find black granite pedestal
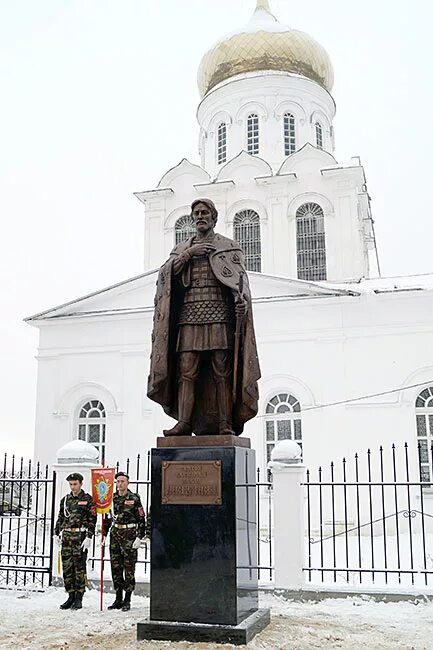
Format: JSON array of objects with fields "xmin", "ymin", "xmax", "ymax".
[
  {"xmin": 137, "ymin": 608, "xmax": 271, "ymax": 645},
  {"xmin": 137, "ymin": 436, "xmax": 270, "ymax": 645}
]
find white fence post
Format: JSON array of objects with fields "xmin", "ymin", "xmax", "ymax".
[
  {"xmin": 269, "ymin": 440, "xmax": 305, "ymax": 590},
  {"xmin": 52, "ymin": 440, "xmax": 100, "ymax": 579}
]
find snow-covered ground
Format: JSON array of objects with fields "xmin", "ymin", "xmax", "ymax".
[{"xmin": 1, "ymin": 588, "xmax": 433, "ymax": 649}]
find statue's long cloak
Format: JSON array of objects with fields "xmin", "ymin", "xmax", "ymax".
[{"xmin": 147, "ymin": 233, "xmax": 260, "ymax": 435}]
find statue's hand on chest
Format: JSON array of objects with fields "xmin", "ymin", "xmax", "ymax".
[{"xmin": 188, "ymin": 242, "xmax": 216, "ymax": 258}]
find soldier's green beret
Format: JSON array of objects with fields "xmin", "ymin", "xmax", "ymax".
[
  {"xmin": 66, "ymin": 473, "xmax": 83, "ymax": 482},
  {"xmin": 115, "ymin": 471, "xmax": 129, "ymax": 480}
]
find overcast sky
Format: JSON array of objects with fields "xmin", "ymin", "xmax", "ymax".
[{"xmin": 1, "ymin": 0, "xmax": 432, "ymax": 458}]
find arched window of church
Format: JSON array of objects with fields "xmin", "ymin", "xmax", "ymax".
[
  {"xmin": 265, "ymin": 393, "xmax": 302, "ymax": 480},
  {"xmin": 247, "ymin": 114, "xmax": 259, "ymax": 155},
  {"xmin": 233, "ymin": 209, "xmax": 261, "ymax": 272},
  {"xmin": 78, "ymin": 400, "xmax": 106, "ymax": 464},
  {"xmin": 296, "ymin": 202, "xmax": 327, "ymax": 281},
  {"xmin": 315, "ymin": 122, "xmax": 323, "ymax": 149},
  {"xmin": 217, "ymin": 122, "xmax": 227, "ymax": 165},
  {"xmin": 174, "ymin": 215, "xmax": 196, "ymax": 245},
  {"xmin": 416, "ymin": 387, "xmax": 433, "ymax": 484},
  {"xmin": 284, "ymin": 113, "xmax": 296, "ymax": 155}
]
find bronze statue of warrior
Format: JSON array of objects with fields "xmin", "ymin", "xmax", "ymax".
[{"xmin": 147, "ymin": 199, "xmax": 260, "ymax": 436}]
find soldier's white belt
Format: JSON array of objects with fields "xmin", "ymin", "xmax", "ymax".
[
  {"xmin": 113, "ymin": 523, "xmax": 137, "ymax": 529},
  {"xmin": 64, "ymin": 527, "xmax": 87, "ymax": 532}
]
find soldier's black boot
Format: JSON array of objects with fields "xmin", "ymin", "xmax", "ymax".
[
  {"xmin": 107, "ymin": 589, "xmax": 123, "ymax": 610},
  {"xmin": 121, "ymin": 591, "xmax": 131, "ymax": 611},
  {"xmin": 71, "ymin": 592, "xmax": 83, "ymax": 610},
  {"xmin": 60, "ymin": 593, "xmax": 75, "ymax": 610}
]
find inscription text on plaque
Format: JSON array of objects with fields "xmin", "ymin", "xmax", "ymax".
[{"xmin": 161, "ymin": 460, "xmax": 222, "ymax": 505}]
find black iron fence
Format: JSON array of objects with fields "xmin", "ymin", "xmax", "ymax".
[
  {"xmin": 0, "ymin": 454, "xmax": 56, "ymax": 589},
  {"xmin": 256, "ymin": 467, "xmax": 273, "ymax": 582},
  {"xmin": 9, "ymin": 441, "xmax": 433, "ymax": 592},
  {"xmin": 304, "ymin": 443, "xmax": 433, "ymax": 588}
]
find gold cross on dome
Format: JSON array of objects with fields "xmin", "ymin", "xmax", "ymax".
[{"xmin": 256, "ymin": 0, "xmax": 271, "ymax": 11}]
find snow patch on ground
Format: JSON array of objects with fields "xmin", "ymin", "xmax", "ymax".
[{"xmin": 1, "ymin": 587, "xmax": 433, "ymax": 649}]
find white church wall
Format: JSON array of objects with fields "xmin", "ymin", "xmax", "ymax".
[
  {"xmin": 33, "ymin": 314, "xmax": 154, "ymax": 467},
  {"xmin": 252, "ymin": 290, "xmax": 433, "ymax": 473}
]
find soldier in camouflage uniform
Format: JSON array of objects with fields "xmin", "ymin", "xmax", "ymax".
[
  {"xmin": 104, "ymin": 472, "xmax": 146, "ymax": 611},
  {"xmin": 54, "ymin": 473, "xmax": 96, "ymax": 610}
]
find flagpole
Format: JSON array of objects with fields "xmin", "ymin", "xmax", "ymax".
[
  {"xmin": 91, "ymin": 465, "xmax": 115, "ymax": 613},
  {"xmin": 100, "ymin": 458, "xmax": 106, "ymax": 612},
  {"xmin": 100, "ymin": 513, "xmax": 105, "ymax": 612}
]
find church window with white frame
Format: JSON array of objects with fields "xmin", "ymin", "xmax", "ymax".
[
  {"xmin": 283, "ymin": 113, "xmax": 296, "ymax": 155},
  {"xmin": 416, "ymin": 387, "xmax": 433, "ymax": 484},
  {"xmin": 296, "ymin": 202, "xmax": 327, "ymax": 281},
  {"xmin": 217, "ymin": 122, "xmax": 227, "ymax": 165},
  {"xmin": 78, "ymin": 400, "xmax": 106, "ymax": 463},
  {"xmin": 233, "ymin": 209, "xmax": 261, "ymax": 272},
  {"xmin": 247, "ymin": 114, "xmax": 259, "ymax": 155},
  {"xmin": 265, "ymin": 393, "xmax": 302, "ymax": 478},
  {"xmin": 175, "ymin": 214, "xmax": 196, "ymax": 245},
  {"xmin": 315, "ymin": 122, "xmax": 323, "ymax": 149}
]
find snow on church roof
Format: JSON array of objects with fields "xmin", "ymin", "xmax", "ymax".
[
  {"xmin": 25, "ymin": 269, "xmax": 357, "ymax": 323},
  {"xmin": 25, "ymin": 270, "xmax": 433, "ymax": 325},
  {"xmin": 323, "ymin": 273, "xmax": 433, "ymax": 295},
  {"xmin": 24, "ymin": 269, "xmax": 159, "ymax": 322}
]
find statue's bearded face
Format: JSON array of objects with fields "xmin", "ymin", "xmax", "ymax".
[{"xmin": 192, "ymin": 202, "xmax": 214, "ymax": 234}]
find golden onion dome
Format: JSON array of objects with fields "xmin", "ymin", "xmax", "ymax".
[{"xmin": 197, "ymin": 0, "xmax": 334, "ymax": 97}]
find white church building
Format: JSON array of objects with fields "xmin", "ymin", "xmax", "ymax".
[{"xmin": 27, "ymin": 1, "xmax": 433, "ymax": 485}]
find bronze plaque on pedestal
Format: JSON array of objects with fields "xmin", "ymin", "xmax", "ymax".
[{"xmin": 161, "ymin": 460, "xmax": 222, "ymax": 505}]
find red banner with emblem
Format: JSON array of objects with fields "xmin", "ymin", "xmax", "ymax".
[{"xmin": 91, "ymin": 468, "xmax": 115, "ymax": 515}]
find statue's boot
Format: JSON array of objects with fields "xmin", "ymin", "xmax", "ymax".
[
  {"xmin": 163, "ymin": 379, "xmax": 194, "ymax": 436},
  {"xmin": 216, "ymin": 378, "xmax": 235, "ymax": 436},
  {"xmin": 164, "ymin": 421, "xmax": 191, "ymax": 436}
]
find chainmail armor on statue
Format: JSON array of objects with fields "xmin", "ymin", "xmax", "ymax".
[{"xmin": 178, "ymin": 255, "xmax": 232, "ymax": 325}]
